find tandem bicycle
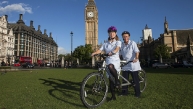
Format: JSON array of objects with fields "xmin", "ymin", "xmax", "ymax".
[{"xmin": 80, "ymin": 54, "xmax": 147, "ymax": 108}]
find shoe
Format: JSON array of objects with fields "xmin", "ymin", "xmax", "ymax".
[
  {"xmin": 118, "ymin": 94, "xmax": 128, "ymax": 96},
  {"xmin": 135, "ymin": 96, "xmax": 140, "ymax": 98},
  {"xmin": 108, "ymin": 96, "xmax": 116, "ymax": 101},
  {"xmin": 115, "ymin": 81, "xmax": 121, "ymax": 89}
]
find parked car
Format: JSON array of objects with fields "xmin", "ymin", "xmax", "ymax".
[
  {"xmin": 46, "ymin": 63, "xmax": 50, "ymax": 67},
  {"xmin": 152, "ymin": 63, "xmax": 171, "ymax": 69},
  {"xmin": 21, "ymin": 62, "xmax": 34, "ymax": 68},
  {"xmin": 183, "ymin": 61, "xmax": 193, "ymax": 68},
  {"xmin": 171, "ymin": 63, "xmax": 183, "ymax": 68}
]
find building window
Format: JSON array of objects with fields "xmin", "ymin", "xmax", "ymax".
[
  {"xmin": 21, "ymin": 33, "xmax": 24, "ymax": 38},
  {"xmin": 20, "ymin": 45, "xmax": 25, "ymax": 49},
  {"xmin": 20, "ymin": 51, "xmax": 24, "ymax": 56},
  {"xmin": 15, "ymin": 40, "xmax": 18, "ymax": 44},
  {"xmin": 20, "ymin": 40, "xmax": 25, "ymax": 44},
  {"xmin": 14, "ymin": 45, "xmax": 18, "ymax": 49},
  {"xmin": 14, "ymin": 51, "xmax": 17, "ymax": 56}
]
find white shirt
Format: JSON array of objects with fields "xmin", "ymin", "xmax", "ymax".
[
  {"xmin": 100, "ymin": 39, "xmax": 121, "ymax": 72},
  {"xmin": 120, "ymin": 40, "xmax": 141, "ymax": 71}
]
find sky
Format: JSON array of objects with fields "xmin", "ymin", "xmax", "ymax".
[{"xmin": 0, "ymin": 0, "xmax": 193, "ymax": 54}]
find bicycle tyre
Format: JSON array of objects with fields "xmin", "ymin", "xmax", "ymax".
[
  {"xmin": 80, "ymin": 72, "xmax": 108, "ymax": 108},
  {"xmin": 138, "ymin": 69, "xmax": 147, "ymax": 92}
]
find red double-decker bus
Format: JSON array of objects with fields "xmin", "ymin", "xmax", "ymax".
[
  {"xmin": 19, "ymin": 56, "xmax": 32, "ymax": 64},
  {"xmin": 37, "ymin": 59, "xmax": 44, "ymax": 66},
  {"xmin": 14, "ymin": 56, "xmax": 32, "ymax": 66}
]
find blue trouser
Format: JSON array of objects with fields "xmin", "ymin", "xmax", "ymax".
[{"xmin": 122, "ymin": 71, "xmax": 140, "ymax": 97}]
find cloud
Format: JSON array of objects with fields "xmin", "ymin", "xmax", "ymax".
[
  {"xmin": 58, "ymin": 47, "xmax": 67, "ymax": 55},
  {"xmin": 36, "ymin": 6, "xmax": 40, "ymax": 9},
  {"xmin": 0, "ymin": 2, "xmax": 32, "ymax": 14},
  {"xmin": 1, "ymin": 1, "xmax": 8, "ymax": 4}
]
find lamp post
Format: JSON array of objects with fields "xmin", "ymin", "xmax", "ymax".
[{"xmin": 70, "ymin": 31, "xmax": 73, "ymax": 56}]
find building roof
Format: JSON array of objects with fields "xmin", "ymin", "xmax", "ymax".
[
  {"xmin": 145, "ymin": 24, "xmax": 151, "ymax": 29},
  {"xmin": 175, "ymin": 29, "xmax": 193, "ymax": 45},
  {"xmin": 86, "ymin": 0, "xmax": 96, "ymax": 7},
  {"xmin": 8, "ymin": 22, "xmax": 58, "ymax": 47}
]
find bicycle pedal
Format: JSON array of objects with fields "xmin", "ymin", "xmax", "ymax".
[{"xmin": 114, "ymin": 84, "xmax": 121, "ymax": 89}]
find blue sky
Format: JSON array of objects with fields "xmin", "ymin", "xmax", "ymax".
[{"xmin": 0, "ymin": 0, "xmax": 193, "ymax": 54}]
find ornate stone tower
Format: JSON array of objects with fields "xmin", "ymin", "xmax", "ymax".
[
  {"xmin": 142, "ymin": 24, "xmax": 152, "ymax": 41},
  {"xmin": 85, "ymin": 0, "xmax": 98, "ymax": 51},
  {"xmin": 164, "ymin": 16, "xmax": 169, "ymax": 34}
]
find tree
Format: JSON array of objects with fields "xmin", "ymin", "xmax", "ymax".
[
  {"xmin": 154, "ymin": 44, "xmax": 171, "ymax": 63},
  {"xmin": 58, "ymin": 54, "xmax": 65, "ymax": 60},
  {"xmin": 73, "ymin": 44, "xmax": 93, "ymax": 64},
  {"xmin": 58, "ymin": 53, "xmax": 75, "ymax": 62}
]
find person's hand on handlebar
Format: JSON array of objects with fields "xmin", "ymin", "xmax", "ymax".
[
  {"xmin": 133, "ymin": 58, "xmax": 138, "ymax": 63},
  {"xmin": 108, "ymin": 51, "xmax": 116, "ymax": 56},
  {"xmin": 108, "ymin": 52, "xmax": 112, "ymax": 56}
]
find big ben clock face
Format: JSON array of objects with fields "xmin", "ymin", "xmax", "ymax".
[{"xmin": 87, "ymin": 12, "xmax": 94, "ymax": 17}]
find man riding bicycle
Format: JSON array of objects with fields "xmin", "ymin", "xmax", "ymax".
[{"xmin": 119, "ymin": 31, "xmax": 141, "ymax": 98}]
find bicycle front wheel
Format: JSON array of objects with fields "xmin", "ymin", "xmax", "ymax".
[
  {"xmin": 138, "ymin": 69, "xmax": 146, "ymax": 92},
  {"xmin": 80, "ymin": 72, "xmax": 108, "ymax": 108}
]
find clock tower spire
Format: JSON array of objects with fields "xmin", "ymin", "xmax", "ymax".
[{"xmin": 85, "ymin": 0, "xmax": 98, "ymax": 51}]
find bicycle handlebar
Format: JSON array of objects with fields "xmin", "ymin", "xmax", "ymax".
[
  {"xmin": 121, "ymin": 61, "xmax": 133, "ymax": 67},
  {"xmin": 94, "ymin": 54, "xmax": 109, "ymax": 58}
]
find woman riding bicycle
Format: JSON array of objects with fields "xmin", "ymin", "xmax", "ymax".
[{"xmin": 91, "ymin": 26, "xmax": 121, "ymax": 101}]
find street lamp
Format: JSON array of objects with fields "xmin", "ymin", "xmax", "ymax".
[{"xmin": 70, "ymin": 31, "xmax": 73, "ymax": 56}]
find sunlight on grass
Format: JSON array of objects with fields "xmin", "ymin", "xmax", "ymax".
[{"xmin": 0, "ymin": 68, "xmax": 193, "ymax": 109}]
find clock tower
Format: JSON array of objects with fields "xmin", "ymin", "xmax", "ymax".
[{"xmin": 85, "ymin": 0, "xmax": 98, "ymax": 51}]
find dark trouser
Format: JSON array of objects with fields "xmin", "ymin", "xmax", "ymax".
[
  {"xmin": 108, "ymin": 64, "xmax": 119, "ymax": 99},
  {"xmin": 109, "ymin": 79, "xmax": 115, "ymax": 98},
  {"xmin": 122, "ymin": 71, "xmax": 140, "ymax": 97}
]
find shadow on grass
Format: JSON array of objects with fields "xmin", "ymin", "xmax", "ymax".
[
  {"xmin": 142, "ymin": 68, "xmax": 193, "ymax": 75},
  {"xmin": 39, "ymin": 78, "xmax": 84, "ymax": 107}
]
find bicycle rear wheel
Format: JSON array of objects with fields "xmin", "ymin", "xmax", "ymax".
[
  {"xmin": 80, "ymin": 72, "xmax": 108, "ymax": 108},
  {"xmin": 138, "ymin": 69, "xmax": 146, "ymax": 92}
]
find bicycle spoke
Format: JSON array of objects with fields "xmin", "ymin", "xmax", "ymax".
[
  {"xmin": 138, "ymin": 70, "xmax": 146, "ymax": 92},
  {"xmin": 81, "ymin": 73, "xmax": 107, "ymax": 107}
]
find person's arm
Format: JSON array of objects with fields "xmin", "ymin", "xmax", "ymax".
[
  {"xmin": 133, "ymin": 41, "xmax": 140, "ymax": 63},
  {"xmin": 91, "ymin": 49, "xmax": 102, "ymax": 56},
  {"xmin": 92, "ymin": 42, "xmax": 105, "ymax": 56},
  {"xmin": 109, "ymin": 46, "xmax": 120, "ymax": 55},
  {"xmin": 133, "ymin": 52, "xmax": 139, "ymax": 62},
  {"xmin": 109, "ymin": 41, "xmax": 121, "ymax": 56}
]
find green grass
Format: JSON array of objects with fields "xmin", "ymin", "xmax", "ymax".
[{"xmin": 0, "ymin": 68, "xmax": 193, "ymax": 109}]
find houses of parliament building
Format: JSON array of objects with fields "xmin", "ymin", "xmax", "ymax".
[
  {"xmin": 0, "ymin": 14, "xmax": 58, "ymax": 64},
  {"xmin": 139, "ymin": 17, "xmax": 193, "ymax": 63},
  {"xmin": 85, "ymin": 0, "xmax": 193, "ymax": 63}
]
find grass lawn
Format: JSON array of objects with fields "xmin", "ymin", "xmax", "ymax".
[{"xmin": 0, "ymin": 68, "xmax": 193, "ymax": 109}]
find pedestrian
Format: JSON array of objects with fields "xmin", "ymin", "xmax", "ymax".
[
  {"xmin": 1, "ymin": 60, "xmax": 5, "ymax": 66},
  {"xmin": 119, "ymin": 31, "xmax": 141, "ymax": 98},
  {"xmin": 69, "ymin": 61, "xmax": 71, "ymax": 68},
  {"xmin": 65, "ymin": 61, "xmax": 68, "ymax": 69},
  {"xmin": 91, "ymin": 26, "xmax": 121, "ymax": 101}
]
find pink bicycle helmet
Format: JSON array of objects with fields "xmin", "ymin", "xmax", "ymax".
[{"xmin": 108, "ymin": 26, "xmax": 117, "ymax": 33}]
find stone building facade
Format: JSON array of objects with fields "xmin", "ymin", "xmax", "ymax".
[
  {"xmin": 8, "ymin": 14, "xmax": 58, "ymax": 63},
  {"xmin": 0, "ymin": 15, "xmax": 15, "ymax": 65},
  {"xmin": 139, "ymin": 17, "xmax": 193, "ymax": 63}
]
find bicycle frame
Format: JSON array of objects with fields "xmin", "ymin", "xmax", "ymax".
[
  {"xmin": 80, "ymin": 54, "xmax": 146, "ymax": 108},
  {"xmin": 97, "ymin": 58, "xmax": 132, "ymax": 87}
]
